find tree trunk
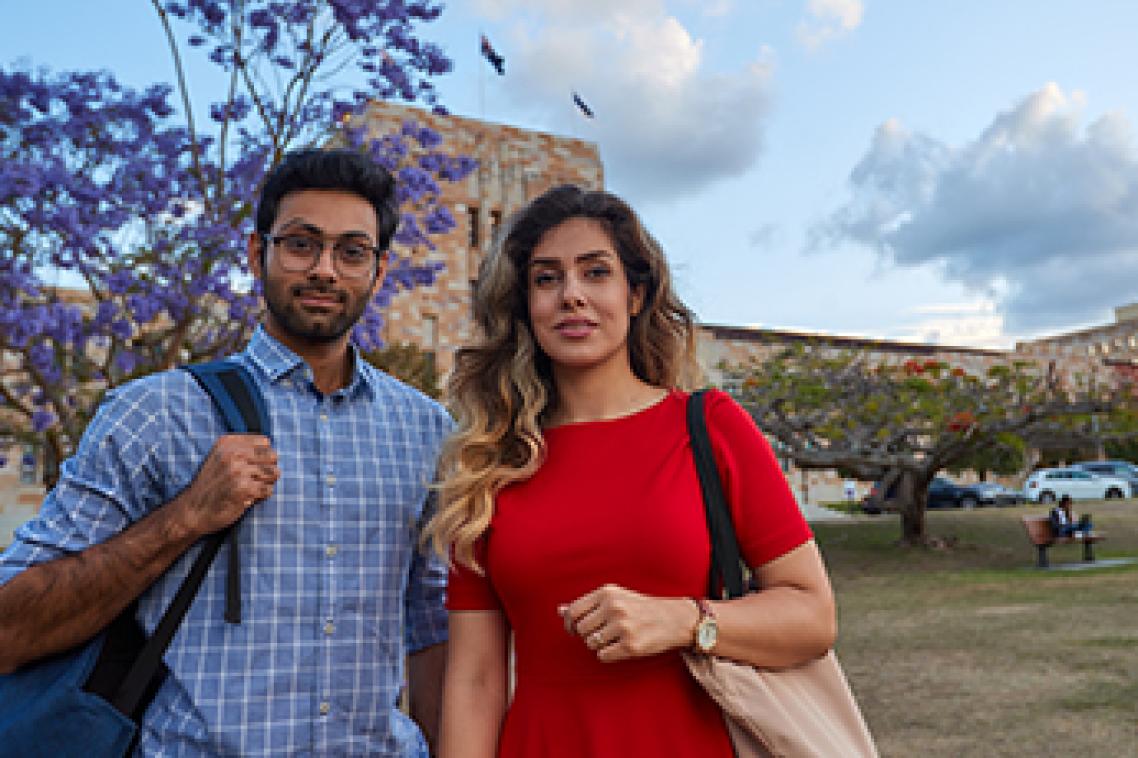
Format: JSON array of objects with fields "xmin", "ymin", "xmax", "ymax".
[
  {"xmin": 886, "ymin": 468, "xmax": 931, "ymax": 545},
  {"xmin": 41, "ymin": 433, "xmax": 62, "ymax": 492}
]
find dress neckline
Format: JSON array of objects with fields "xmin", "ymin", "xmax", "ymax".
[{"xmin": 542, "ymin": 389, "xmax": 679, "ymax": 433}]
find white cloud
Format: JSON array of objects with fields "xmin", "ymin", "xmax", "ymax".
[
  {"xmin": 816, "ymin": 83, "xmax": 1138, "ymax": 333},
  {"xmin": 474, "ymin": 1, "xmax": 774, "ymax": 201},
  {"xmin": 797, "ymin": 0, "xmax": 864, "ymax": 51},
  {"xmin": 888, "ymin": 300, "xmax": 1008, "ymax": 349}
]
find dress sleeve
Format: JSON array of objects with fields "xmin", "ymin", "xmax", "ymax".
[
  {"xmin": 445, "ymin": 535, "xmax": 504, "ymax": 612},
  {"xmin": 702, "ymin": 389, "xmax": 813, "ymax": 568}
]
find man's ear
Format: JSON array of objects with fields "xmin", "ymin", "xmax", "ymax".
[
  {"xmin": 247, "ymin": 232, "xmax": 264, "ymax": 280},
  {"xmin": 370, "ymin": 250, "xmax": 391, "ymax": 299}
]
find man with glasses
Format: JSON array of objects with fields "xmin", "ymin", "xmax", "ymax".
[{"xmin": 0, "ymin": 149, "xmax": 450, "ymax": 756}]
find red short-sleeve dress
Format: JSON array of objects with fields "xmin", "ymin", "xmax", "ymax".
[{"xmin": 447, "ymin": 389, "xmax": 812, "ymax": 757}]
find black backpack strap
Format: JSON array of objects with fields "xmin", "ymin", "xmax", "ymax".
[
  {"xmin": 103, "ymin": 361, "xmax": 270, "ymax": 723},
  {"xmin": 686, "ymin": 390, "xmax": 746, "ymax": 600},
  {"xmin": 183, "ymin": 360, "xmax": 271, "ymax": 624}
]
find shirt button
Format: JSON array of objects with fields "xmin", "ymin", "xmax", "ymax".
[
  {"xmin": 320, "ymin": 413, "xmax": 329, "ymax": 422},
  {"xmin": 325, "ymin": 545, "xmax": 338, "ymax": 558},
  {"xmin": 324, "ymin": 622, "xmax": 335, "ymax": 635},
  {"xmin": 326, "ymin": 475, "xmax": 336, "ymax": 486},
  {"xmin": 319, "ymin": 701, "xmax": 330, "ymax": 715}
]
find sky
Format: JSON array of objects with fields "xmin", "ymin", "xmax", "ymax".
[{"xmin": 6, "ymin": 1, "xmax": 1138, "ymax": 349}]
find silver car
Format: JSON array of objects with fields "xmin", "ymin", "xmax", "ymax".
[
  {"xmin": 1023, "ymin": 467, "xmax": 1130, "ymax": 502},
  {"xmin": 1072, "ymin": 460, "xmax": 1138, "ymax": 497}
]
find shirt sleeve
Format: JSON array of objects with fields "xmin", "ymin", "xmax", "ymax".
[
  {"xmin": 0, "ymin": 377, "xmax": 173, "ymax": 586},
  {"xmin": 445, "ymin": 536, "xmax": 503, "ymax": 612},
  {"xmin": 403, "ymin": 408, "xmax": 455, "ymax": 653},
  {"xmin": 403, "ymin": 527, "xmax": 450, "ymax": 652},
  {"xmin": 702, "ymin": 389, "xmax": 813, "ymax": 568}
]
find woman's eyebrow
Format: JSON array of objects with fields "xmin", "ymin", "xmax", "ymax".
[
  {"xmin": 575, "ymin": 250, "xmax": 613, "ymax": 263},
  {"xmin": 529, "ymin": 250, "xmax": 613, "ymax": 267}
]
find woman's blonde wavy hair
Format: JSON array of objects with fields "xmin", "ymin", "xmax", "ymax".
[{"xmin": 426, "ymin": 185, "xmax": 700, "ymax": 570}]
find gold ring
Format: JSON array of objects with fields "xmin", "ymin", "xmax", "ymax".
[{"xmin": 590, "ymin": 632, "xmax": 602, "ymax": 647}]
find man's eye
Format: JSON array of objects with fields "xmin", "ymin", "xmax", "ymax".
[
  {"xmin": 338, "ymin": 244, "xmax": 369, "ymax": 261},
  {"xmin": 284, "ymin": 236, "xmax": 318, "ymax": 253}
]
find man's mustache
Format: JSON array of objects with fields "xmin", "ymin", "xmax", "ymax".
[{"xmin": 291, "ymin": 285, "xmax": 347, "ymax": 302}]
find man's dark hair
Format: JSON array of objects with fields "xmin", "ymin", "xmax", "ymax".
[{"xmin": 255, "ymin": 148, "xmax": 399, "ymax": 251}]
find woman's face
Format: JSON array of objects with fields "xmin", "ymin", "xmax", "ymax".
[{"xmin": 526, "ymin": 217, "xmax": 644, "ymax": 375}]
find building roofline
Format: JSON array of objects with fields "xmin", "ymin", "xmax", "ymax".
[
  {"xmin": 697, "ymin": 322, "xmax": 1011, "ymax": 357},
  {"xmin": 365, "ymin": 100, "xmax": 599, "ymax": 153},
  {"xmin": 1015, "ymin": 319, "xmax": 1136, "ymax": 348}
]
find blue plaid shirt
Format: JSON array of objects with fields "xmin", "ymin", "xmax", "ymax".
[{"xmin": 0, "ymin": 327, "xmax": 451, "ymax": 756}]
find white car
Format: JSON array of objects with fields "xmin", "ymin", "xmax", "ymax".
[{"xmin": 1023, "ymin": 467, "xmax": 1130, "ymax": 503}]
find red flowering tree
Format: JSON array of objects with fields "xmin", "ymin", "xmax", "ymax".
[{"xmin": 724, "ymin": 346, "xmax": 1118, "ymax": 545}]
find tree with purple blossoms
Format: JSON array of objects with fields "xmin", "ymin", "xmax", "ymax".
[{"xmin": 1, "ymin": 2, "xmax": 476, "ymax": 484}]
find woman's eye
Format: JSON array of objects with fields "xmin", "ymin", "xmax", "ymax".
[
  {"xmin": 532, "ymin": 270, "xmax": 559, "ymax": 287},
  {"xmin": 585, "ymin": 266, "xmax": 611, "ymax": 279}
]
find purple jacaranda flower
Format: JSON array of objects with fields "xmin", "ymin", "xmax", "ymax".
[{"xmin": 31, "ymin": 411, "xmax": 55, "ymax": 433}]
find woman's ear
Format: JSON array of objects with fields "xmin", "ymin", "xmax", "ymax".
[{"xmin": 629, "ymin": 283, "xmax": 646, "ymax": 317}]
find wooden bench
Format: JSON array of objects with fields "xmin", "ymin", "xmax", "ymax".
[{"xmin": 1021, "ymin": 515, "xmax": 1104, "ymax": 568}]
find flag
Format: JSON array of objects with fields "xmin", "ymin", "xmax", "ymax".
[
  {"xmin": 572, "ymin": 91, "xmax": 594, "ymax": 118},
  {"xmin": 480, "ymin": 34, "xmax": 505, "ymax": 76}
]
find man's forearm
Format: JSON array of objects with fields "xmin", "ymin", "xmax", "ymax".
[
  {"xmin": 408, "ymin": 641, "xmax": 448, "ymax": 754},
  {"xmin": 0, "ymin": 495, "xmax": 200, "ymax": 674}
]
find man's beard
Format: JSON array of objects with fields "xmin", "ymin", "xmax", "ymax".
[{"xmin": 262, "ymin": 276, "xmax": 370, "ymax": 344}]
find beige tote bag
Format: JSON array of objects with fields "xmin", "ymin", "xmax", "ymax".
[
  {"xmin": 685, "ymin": 391, "xmax": 878, "ymax": 757},
  {"xmin": 683, "ymin": 651, "xmax": 877, "ymax": 758}
]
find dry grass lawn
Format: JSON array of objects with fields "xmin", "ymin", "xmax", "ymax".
[{"xmin": 814, "ymin": 500, "xmax": 1138, "ymax": 758}]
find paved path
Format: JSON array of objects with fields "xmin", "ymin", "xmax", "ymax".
[{"xmin": 798, "ymin": 502, "xmax": 852, "ymax": 522}]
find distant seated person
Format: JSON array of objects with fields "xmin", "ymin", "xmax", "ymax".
[{"xmin": 1050, "ymin": 495, "xmax": 1093, "ymax": 537}]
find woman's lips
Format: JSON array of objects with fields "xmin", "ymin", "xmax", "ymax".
[{"xmin": 554, "ymin": 319, "xmax": 596, "ymax": 337}]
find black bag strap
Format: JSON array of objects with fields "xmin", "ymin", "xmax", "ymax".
[
  {"xmin": 183, "ymin": 360, "xmax": 271, "ymax": 625},
  {"xmin": 686, "ymin": 390, "xmax": 746, "ymax": 600},
  {"xmin": 109, "ymin": 360, "xmax": 269, "ymax": 719}
]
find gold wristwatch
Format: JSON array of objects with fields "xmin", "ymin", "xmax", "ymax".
[{"xmin": 692, "ymin": 597, "xmax": 718, "ymax": 654}]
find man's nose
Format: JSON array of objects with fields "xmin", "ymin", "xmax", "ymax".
[{"xmin": 308, "ymin": 246, "xmax": 338, "ymax": 279}]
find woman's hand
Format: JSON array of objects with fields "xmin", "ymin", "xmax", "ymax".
[{"xmin": 559, "ymin": 584, "xmax": 700, "ymax": 663}]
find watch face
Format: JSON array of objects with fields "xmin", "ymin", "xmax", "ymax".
[{"xmin": 697, "ymin": 618, "xmax": 718, "ymax": 652}]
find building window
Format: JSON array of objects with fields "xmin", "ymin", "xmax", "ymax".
[
  {"xmin": 490, "ymin": 209, "xmax": 502, "ymax": 245},
  {"xmin": 468, "ymin": 205, "xmax": 480, "ymax": 248},
  {"xmin": 20, "ymin": 444, "xmax": 36, "ymax": 485},
  {"xmin": 423, "ymin": 314, "xmax": 438, "ymax": 350}
]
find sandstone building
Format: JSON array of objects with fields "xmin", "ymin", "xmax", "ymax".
[{"xmin": 3, "ymin": 103, "xmax": 1136, "ymax": 541}]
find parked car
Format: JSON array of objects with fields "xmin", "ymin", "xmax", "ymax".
[
  {"xmin": 958, "ymin": 481, "xmax": 1023, "ymax": 508},
  {"xmin": 860, "ymin": 480, "xmax": 894, "ymax": 514},
  {"xmin": 926, "ymin": 476, "xmax": 968, "ymax": 509},
  {"xmin": 1072, "ymin": 460, "xmax": 1138, "ymax": 496},
  {"xmin": 1023, "ymin": 467, "xmax": 1131, "ymax": 503},
  {"xmin": 861, "ymin": 476, "xmax": 1017, "ymax": 512}
]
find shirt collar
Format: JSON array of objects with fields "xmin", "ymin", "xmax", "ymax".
[{"xmin": 243, "ymin": 325, "xmax": 377, "ymax": 399}]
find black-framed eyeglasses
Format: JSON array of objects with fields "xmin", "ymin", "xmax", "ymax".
[{"xmin": 262, "ymin": 233, "xmax": 381, "ymax": 280}]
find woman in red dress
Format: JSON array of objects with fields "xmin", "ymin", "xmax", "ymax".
[{"xmin": 427, "ymin": 185, "xmax": 836, "ymax": 757}]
